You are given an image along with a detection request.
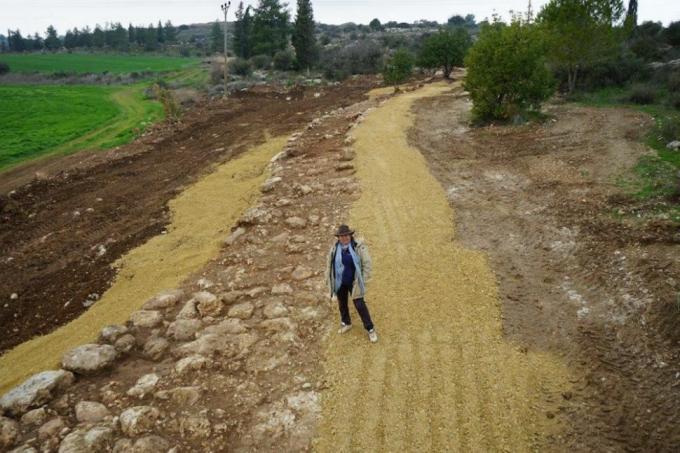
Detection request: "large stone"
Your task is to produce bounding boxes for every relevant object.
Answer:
[0,370,75,416]
[130,310,163,328]
[8,445,37,453]
[179,414,212,439]
[193,291,222,317]
[75,401,110,423]
[200,318,246,336]
[220,290,245,304]
[0,416,19,450]
[224,227,246,246]
[114,334,137,354]
[176,300,198,320]
[20,407,47,427]
[142,289,184,310]
[143,337,169,362]
[263,302,289,319]
[127,373,160,399]
[132,435,170,453]
[166,319,201,341]
[239,207,271,226]
[119,406,160,436]
[285,217,307,229]
[175,334,235,358]
[99,325,128,344]
[38,417,65,441]
[83,426,114,450]
[174,355,209,375]
[666,140,680,151]
[272,283,293,295]
[227,302,254,320]
[58,430,87,453]
[291,266,313,281]
[155,387,201,406]
[62,344,117,375]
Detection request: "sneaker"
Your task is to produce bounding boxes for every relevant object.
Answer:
[368,329,378,343]
[338,323,353,334]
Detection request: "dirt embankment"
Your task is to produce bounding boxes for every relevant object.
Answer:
[410,80,680,451]
[0,78,378,354]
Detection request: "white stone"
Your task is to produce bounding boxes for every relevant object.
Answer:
[291,266,312,281]
[194,291,222,317]
[166,319,202,341]
[176,300,198,319]
[175,355,209,375]
[75,401,110,423]
[20,407,47,427]
[99,325,128,344]
[127,374,160,399]
[227,302,254,319]
[130,310,163,328]
[224,227,247,245]
[143,337,169,361]
[263,302,289,319]
[142,289,184,310]
[119,406,160,436]
[62,344,117,375]
[285,217,307,228]
[272,283,293,295]
[0,370,75,415]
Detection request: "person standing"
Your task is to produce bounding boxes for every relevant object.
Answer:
[325,224,378,343]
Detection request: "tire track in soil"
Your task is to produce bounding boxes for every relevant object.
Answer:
[315,83,572,452]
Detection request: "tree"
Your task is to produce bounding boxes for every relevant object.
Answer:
[93,25,105,48]
[418,28,472,79]
[8,30,26,52]
[157,20,165,44]
[233,2,253,58]
[64,30,77,49]
[252,0,290,56]
[128,24,136,45]
[292,0,318,71]
[537,0,625,92]
[447,15,466,27]
[44,25,61,50]
[369,18,382,31]
[79,27,93,47]
[164,20,177,43]
[464,19,554,121]
[382,48,414,87]
[210,21,223,54]
[144,23,157,51]
[665,21,680,47]
[624,0,637,31]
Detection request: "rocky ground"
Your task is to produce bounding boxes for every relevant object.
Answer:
[0,85,383,452]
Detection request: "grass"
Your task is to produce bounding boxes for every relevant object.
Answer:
[574,86,680,222]
[0,53,199,74]
[0,84,163,170]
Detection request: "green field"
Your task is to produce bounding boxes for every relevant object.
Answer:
[0,85,163,169]
[0,53,199,74]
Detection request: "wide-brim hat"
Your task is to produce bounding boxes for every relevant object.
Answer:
[334,224,354,236]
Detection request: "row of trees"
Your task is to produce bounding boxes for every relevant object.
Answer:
[210,0,318,71]
[3,21,177,52]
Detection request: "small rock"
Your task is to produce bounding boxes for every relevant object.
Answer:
[666,140,680,151]
[175,334,235,358]
[245,287,267,298]
[83,426,114,450]
[194,291,222,317]
[272,283,293,295]
[130,310,163,328]
[335,163,354,172]
[119,406,160,436]
[0,370,75,416]
[112,439,133,453]
[261,176,282,193]
[275,198,292,207]
[175,355,209,375]
[142,289,184,310]
[10,293,18,300]
[20,407,47,427]
[58,429,87,452]
[99,325,128,344]
[62,344,117,375]
[227,302,254,320]
[339,148,354,161]
[291,266,312,281]
[260,318,297,333]
[0,416,19,450]
[293,184,313,196]
[155,387,201,406]
[285,217,307,228]
[220,290,245,304]
[239,206,271,226]
[263,302,289,319]
[199,318,246,335]
[176,300,198,319]
[75,401,110,423]
[143,337,169,361]
[38,417,66,441]
[179,414,212,439]
[114,334,136,354]
[196,278,214,290]
[132,435,170,453]
[166,319,202,341]
[7,445,37,453]
[224,227,247,245]
[127,373,160,399]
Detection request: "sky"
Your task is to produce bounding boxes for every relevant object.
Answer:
[1,0,678,37]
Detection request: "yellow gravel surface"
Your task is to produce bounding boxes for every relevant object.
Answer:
[0,136,286,394]
[315,83,571,452]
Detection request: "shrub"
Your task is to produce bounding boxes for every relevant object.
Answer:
[464,20,554,121]
[210,62,224,84]
[382,48,414,86]
[0,62,9,75]
[667,70,680,92]
[230,58,252,76]
[575,52,650,91]
[320,40,384,81]
[273,49,295,71]
[628,84,656,104]
[667,92,680,111]
[251,54,272,70]
[665,21,680,47]
[659,116,680,142]
[418,28,472,79]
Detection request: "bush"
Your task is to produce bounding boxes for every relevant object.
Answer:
[251,54,272,70]
[628,84,656,104]
[321,40,384,81]
[667,92,680,110]
[665,21,680,47]
[210,62,223,84]
[382,48,414,86]
[575,52,650,91]
[273,49,295,71]
[230,58,252,76]
[418,28,472,79]
[667,70,680,92]
[464,20,554,121]
[0,62,9,75]
[660,116,680,142]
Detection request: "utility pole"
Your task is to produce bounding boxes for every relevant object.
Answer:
[221,1,231,97]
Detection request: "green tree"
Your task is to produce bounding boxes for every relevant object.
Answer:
[8,30,26,52]
[210,21,223,54]
[93,25,105,48]
[383,48,414,87]
[624,0,637,32]
[157,20,165,44]
[233,2,253,58]
[464,19,554,121]
[418,28,471,79]
[128,24,136,45]
[144,23,157,51]
[537,0,625,92]
[44,25,61,50]
[369,18,383,31]
[164,20,177,43]
[63,30,77,49]
[292,0,318,71]
[252,0,290,56]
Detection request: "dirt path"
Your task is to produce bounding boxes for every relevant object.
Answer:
[315,83,571,451]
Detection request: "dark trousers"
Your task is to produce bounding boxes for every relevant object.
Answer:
[337,283,374,331]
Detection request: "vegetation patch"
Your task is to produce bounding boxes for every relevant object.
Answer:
[0,53,198,74]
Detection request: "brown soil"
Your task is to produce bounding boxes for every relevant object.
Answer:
[409,79,680,451]
[0,77,378,354]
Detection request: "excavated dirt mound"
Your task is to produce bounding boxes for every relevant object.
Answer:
[410,79,680,451]
[0,77,378,355]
